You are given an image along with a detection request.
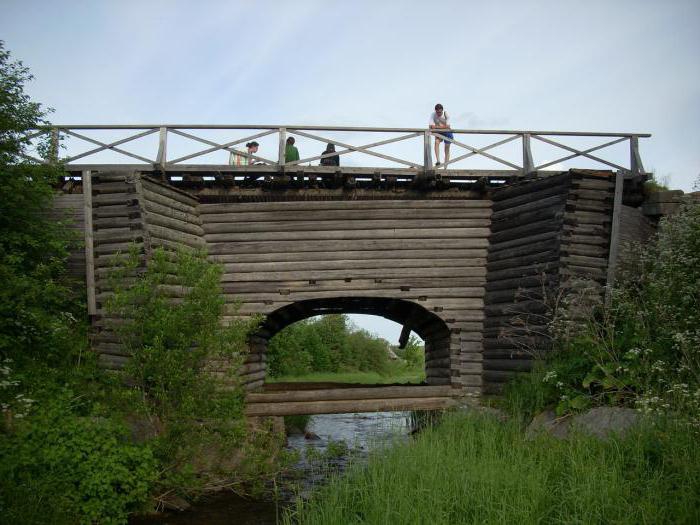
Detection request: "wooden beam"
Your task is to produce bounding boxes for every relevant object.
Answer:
[245,396,456,416]
[246,385,451,403]
[82,170,97,316]
[605,171,624,302]
[398,323,412,349]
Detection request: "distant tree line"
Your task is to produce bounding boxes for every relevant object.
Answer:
[267,314,424,378]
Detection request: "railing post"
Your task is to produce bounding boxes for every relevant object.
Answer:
[49,127,60,163]
[278,127,287,169]
[423,130,433,171]
[630,135,644,176]
[156,126,168,170]
[522,133,535,175]
[82,170,97,317]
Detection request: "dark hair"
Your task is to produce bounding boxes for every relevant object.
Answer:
[435,103,443,110]
[246,141,259,148]
[325,143,336,152]
[286,137,295,145]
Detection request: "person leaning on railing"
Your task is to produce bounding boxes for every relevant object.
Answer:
[285,137,300,163]
[320,143,340,166]
[229,141,259,166]
[429,103,453,168]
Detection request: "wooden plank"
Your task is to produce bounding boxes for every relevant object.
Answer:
[93,192,136,206]
[208,237,490,255]
[142,177,199,205]
[200,207,491,223]
[487,238,559,262]
[490,173,569,201]
[487,251,558,272]
[605,171,623,298]
[212,248,488,264]
[491,207,564,233]
[206,227,491,243]
[221,265,487,283]
[490,194,566,222]
[202,218,491,234]
[93,181,132,194]
[93,204,134,218]
[144,211,204,236]
[200,199,492,214]
[492,184,569,212]
[143,199,201,224]
[244,397,456,416]
[83,171,97,315]
[148,224,204,247]
[222,258,487,274]
[142,187,197,214]
[246,385,450,403]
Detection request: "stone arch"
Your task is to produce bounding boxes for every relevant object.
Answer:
[245,297,453,389]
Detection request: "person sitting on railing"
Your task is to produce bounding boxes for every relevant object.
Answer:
[229,141,259,166]
[320,143,340,166]
[429,103,453,168]
[285,137,300,163]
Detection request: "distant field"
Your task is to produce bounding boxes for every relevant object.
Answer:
[267,370,425,385]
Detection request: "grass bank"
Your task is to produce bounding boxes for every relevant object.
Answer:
[285,412,700,524]
[267,369,425,385]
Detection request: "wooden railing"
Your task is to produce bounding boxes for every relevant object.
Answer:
[24,125,651,176]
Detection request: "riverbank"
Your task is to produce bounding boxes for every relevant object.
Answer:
[284,411,700,524]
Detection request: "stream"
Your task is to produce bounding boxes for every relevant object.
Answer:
[131,411,412,524]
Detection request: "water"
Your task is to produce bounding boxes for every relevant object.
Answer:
[131,411,412,524]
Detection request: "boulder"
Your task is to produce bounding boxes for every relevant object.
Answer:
[526,407,642,440]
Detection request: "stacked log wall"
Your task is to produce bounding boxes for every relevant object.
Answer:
[483,173,572,394]
[51,193,86,279]
[560,171,615,285]
[90,172,149,369]
[199,199,493,394]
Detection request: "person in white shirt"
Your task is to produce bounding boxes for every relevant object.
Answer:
[428,103,454,167]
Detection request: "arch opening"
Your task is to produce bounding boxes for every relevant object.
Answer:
[245,297,454,392]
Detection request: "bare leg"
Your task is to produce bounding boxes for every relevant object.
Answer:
[444,143,451,168]
[434,137,441,164]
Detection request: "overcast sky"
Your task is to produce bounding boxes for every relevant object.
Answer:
[3,0,698,342]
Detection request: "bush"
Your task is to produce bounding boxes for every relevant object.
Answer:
[501,200,700,424]
[267,315,393,378]
[0,388,157,525]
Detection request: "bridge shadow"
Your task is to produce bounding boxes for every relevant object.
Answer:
[245,297,457,416]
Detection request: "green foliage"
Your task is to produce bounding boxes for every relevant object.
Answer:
[643,171,670,194]
[107,247,253,420]
[0,41,52,163]
[0,42,81,364]
[106,247,261,497]
[502,201,700,423]
[286,413,700,524]
[267,315,394,378]
[0,355,157,524]
[395,335,425,370]
[0,390,157,525]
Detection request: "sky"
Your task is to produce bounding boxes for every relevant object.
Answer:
[3,0,699,342]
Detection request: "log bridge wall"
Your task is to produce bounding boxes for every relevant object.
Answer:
[53,169,652,411]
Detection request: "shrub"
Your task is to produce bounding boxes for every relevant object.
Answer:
[502,200,700,424]
[0,389,157,525]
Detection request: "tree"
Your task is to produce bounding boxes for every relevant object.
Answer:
[0,41,78,361]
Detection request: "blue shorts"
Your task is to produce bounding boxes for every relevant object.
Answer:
[435,131,454,142]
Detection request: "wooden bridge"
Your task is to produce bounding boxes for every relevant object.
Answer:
[45,125,653,415]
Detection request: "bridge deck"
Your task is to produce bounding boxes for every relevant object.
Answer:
[245,384,457,416]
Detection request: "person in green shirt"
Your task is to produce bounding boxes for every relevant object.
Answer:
[285,136,300,163]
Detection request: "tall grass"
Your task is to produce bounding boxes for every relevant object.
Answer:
[284,412,700,524]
